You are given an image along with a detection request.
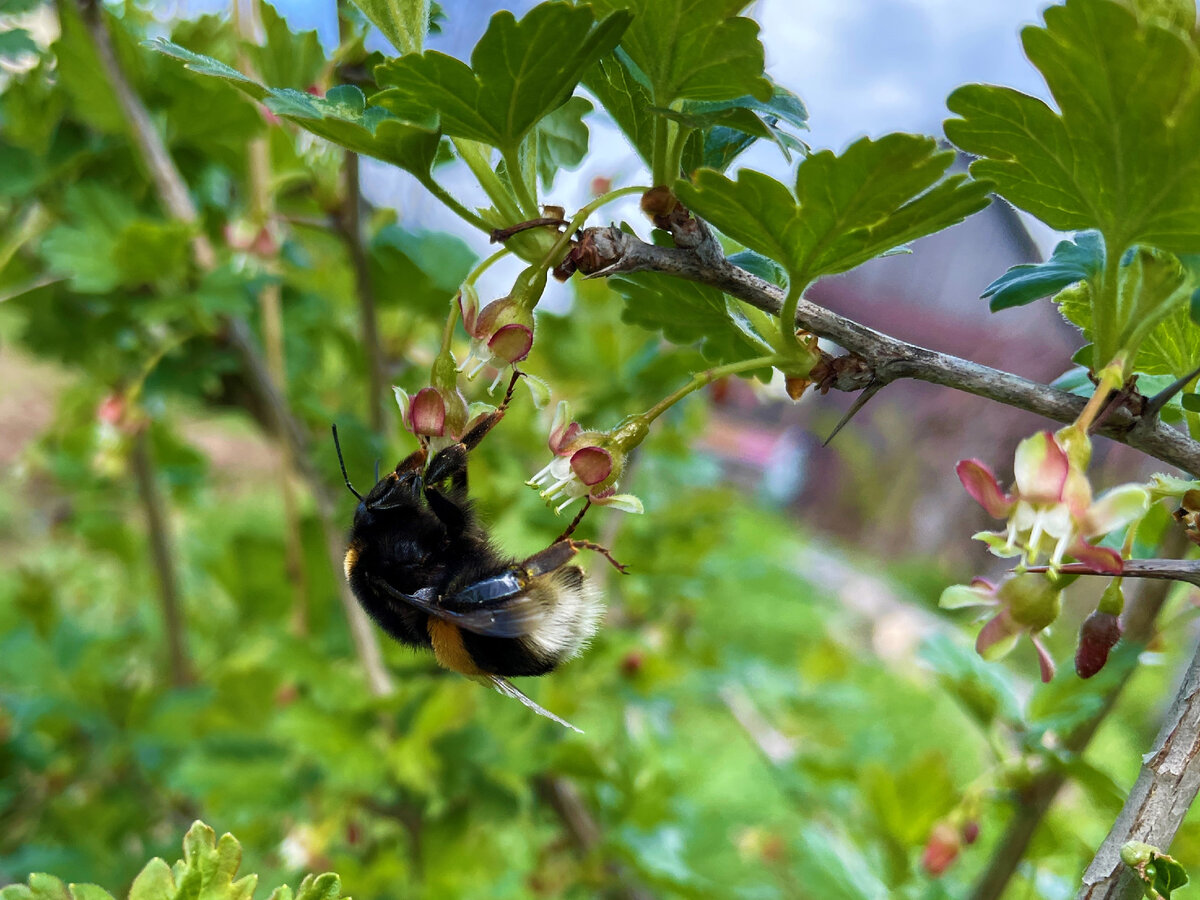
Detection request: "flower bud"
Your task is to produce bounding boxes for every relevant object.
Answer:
[997,573,1062,633]
[921,822,961,876]
[1075,609,1122,679]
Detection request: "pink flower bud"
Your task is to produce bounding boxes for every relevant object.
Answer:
[408,387,446,437]
[1075,610,1122,678]
[962,821,980,845]
[922,822,961,876]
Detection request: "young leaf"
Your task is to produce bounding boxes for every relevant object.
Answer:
[982,231,1105,312]
[583,51,655,162]
[676,133,992,290]
[372,2,630,153]
[349,0,431,54]
[531,96,592,189]
[588,0,771,104]
[147,39,441,177]
[945,0,1200,255]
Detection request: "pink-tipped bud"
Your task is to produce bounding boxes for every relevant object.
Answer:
[921,822,961,876]
[1075,610,1122,678]
[408,387,447,437]
[962,821,980,845]
[97,394,125,426]
[487,323,534,364]
[570,446,613,486]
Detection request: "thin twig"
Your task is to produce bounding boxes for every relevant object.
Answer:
[236,0,311,635]
[577,226,1200,477]
[335,152,389,434]
[130,428,193,687]
[76,0,392,695]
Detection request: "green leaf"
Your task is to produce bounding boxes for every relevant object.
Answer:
[1154,855,1191,897]
[146,39,441,177]
[65,888,113,900]
[128,858,176,900]
[373,2,631,152]
[583,51,655,163]
[349,0,430,54]
[292,874,345,900]
[945,0,1200,255]
[0,27,38,60]
[676,133,992,290]
[1136,299,1200,376]
[684,83,809,173]
[982,231,1105,311]
[588,0,771,104]
[1124,843,1190,898]
[613,271,774,375]
[246,2,326,91]
[1183,393,1200,411]
[531,96,592,190]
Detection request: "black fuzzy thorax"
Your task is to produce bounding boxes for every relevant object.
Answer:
[344,473,559,676]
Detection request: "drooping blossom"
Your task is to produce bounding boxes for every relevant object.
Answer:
[394,352,495,455]
[526,401,645,514]
[457,265,546,388]
[940,572,1063,682]
[956,429,1148,573]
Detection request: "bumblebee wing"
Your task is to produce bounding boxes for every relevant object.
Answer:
[369,576,546,638]
[484,674,582,733]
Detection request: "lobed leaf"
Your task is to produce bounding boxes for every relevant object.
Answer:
[982,231,1105,312]
[372,2,630,152]
[146,39,440,177]
[676,133,992,290]
[587,0,771,104]
[945,0,1200,254]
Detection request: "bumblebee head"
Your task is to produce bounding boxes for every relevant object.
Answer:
[333,424,425,520]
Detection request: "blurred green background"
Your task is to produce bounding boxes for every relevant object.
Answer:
[2,2,1200,899]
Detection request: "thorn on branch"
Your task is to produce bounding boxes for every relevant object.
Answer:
[1140,362,1200,424]
[489,216,570,244]
[823,380,885,447]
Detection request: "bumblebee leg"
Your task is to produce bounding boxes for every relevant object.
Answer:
[569,539,629,574]
[523,537,627,575]
[459,369,522,451]
[393,447,428,475]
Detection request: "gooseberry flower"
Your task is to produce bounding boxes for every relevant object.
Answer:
[394,351,493,454]
[940,572,1063,682]
[957,429,1148,573]
[458,265,547,388]
[526,401,645,514]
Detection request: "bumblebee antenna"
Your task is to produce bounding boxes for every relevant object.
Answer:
[331,424,364,501]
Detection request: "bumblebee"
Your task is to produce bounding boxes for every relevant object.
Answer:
[334,376,619,729]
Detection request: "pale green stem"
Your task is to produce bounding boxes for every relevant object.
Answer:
[642,355,785,424]
[454,139,523,224]
[1092,243,1124,370]
[664,120,691,182]
[442,246,511,355]
[651,113,668,186]
[419,175,491,233]
[502,145,539,217]
[779,280,806,348]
